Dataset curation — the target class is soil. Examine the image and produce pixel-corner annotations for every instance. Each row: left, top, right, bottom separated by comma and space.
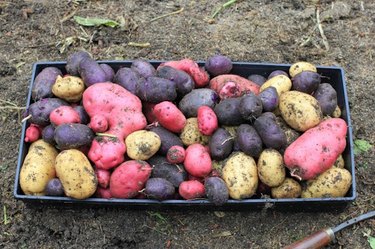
1, 0, 374, 248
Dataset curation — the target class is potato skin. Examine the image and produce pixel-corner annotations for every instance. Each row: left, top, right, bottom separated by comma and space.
78, 57, 108, 87
239, 93, 263, 121
32, 67, 63, 101
156, 66, 194, 96
236, 124, 262, 158
131, 59, 156, 78
209, 128, 234, 160
125, 130, 161, 160
260, 74, 292, 97
113, 67, 141, 95
54, 123, 95, 150
149, 126, 183, 155
145, 178, 175, 200
148, 155, 187, 187
180, 118, 209, 146
254, 112, 287, 150
291, 71, 321, 94
279, 91, 323, 132
313, 83, 338, 116
179, 89, 219, 118
271, 178, 302, 199
222, 152, 258, 200
52, 75, 85, 102
55, 149, 98, 199
205, 55, 233, 77
301, 168, 352, 198
257, 149, 285, 187
66, 50, 91, 76
204, 177, 229, 206
214, 98, 245, 126
20, 140, 58, 195
136, 76, 177, 103
289, 61, 317, 78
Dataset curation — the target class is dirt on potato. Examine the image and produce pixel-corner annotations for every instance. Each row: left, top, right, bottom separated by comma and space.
1, 0, 374, 248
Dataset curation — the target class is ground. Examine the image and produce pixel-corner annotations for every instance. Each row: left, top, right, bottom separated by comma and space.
0, 0, 374, 248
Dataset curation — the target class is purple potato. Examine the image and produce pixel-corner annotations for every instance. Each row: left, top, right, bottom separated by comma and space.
292, 71, 321, 94
258, 86, 279, 112
313, 83, 338, 116
248, 74, 267, 86
214, 97, 244, 126
131, 59, 156, 78
45, 178, 64, 196
99, 63, 115, 82
205, 55, 233, 76
42, 125, 56, 145
148, 156, 187, 187
268, 70, 288, 79
78, 57, 107, 87
149, 126, 183, 155
136, 76, 177, 103
113, 67, 141, 94
179, 89, 219, 118
236, 124, 263, 158
65, 51, 92, 76
157, 66, 194, 96
54, 123, 94, 150
239, 93, 263, 122
73, 105, 90, 125
28, 98, 69, 126
204, 177, 229, 206
32, 67, 63, 101
254, 112, 287, 150
209, 128, 233, 160
145, 178, 175, 200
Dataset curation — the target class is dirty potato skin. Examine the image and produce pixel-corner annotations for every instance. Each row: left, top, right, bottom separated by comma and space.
257, 149, 285, 187
279, 91, 323, 132
125, 130, 161, 160
301, 168, 352, 198
271, 178, 302, 199
180, 118, 210, 146
55, 149, 98, 199
222, 152, 258, 200
20, 139, 58, 195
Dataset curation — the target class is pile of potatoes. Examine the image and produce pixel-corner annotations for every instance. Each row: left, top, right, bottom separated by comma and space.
19, 51, 353, 205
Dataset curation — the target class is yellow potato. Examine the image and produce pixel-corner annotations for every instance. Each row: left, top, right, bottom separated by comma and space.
289, 61, 317, 78
333, 154, 345, 168
55, 149, 97, 199
301, 168, 352, 198
257, 149, 285, 187
260, 75, 292, 96
125, 130, 161, 160
222, 152, 258, 200
332, 105, 341, 118
279, 91, 323, 132
271, 178, 302, 199
180, 118, 209, 146
52, 75, 85, 102
20, 139, 58, 195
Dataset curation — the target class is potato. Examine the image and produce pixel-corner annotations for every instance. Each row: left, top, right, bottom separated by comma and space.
260, 75, 292, 97
279, 91, 323, 132
205, 55, 233, 76
301, 168, 352, 198
332, 105, 341, 118
180, 118, 209, 146
258, 86, 279, 112
42, 124, 56, 145
54, 123, 95, 150
248, 74, 267, 86
125, 130, 161, 160
20, 140, 58, 195
136, 76, 177, 103
55, 149, 97, 199
271, 178, 302, 199
239, 93, 263, 121
275, 116, 300, 147
236, 124, 263, 158
66, 50, 91, 76
45, 178, 64, 196
254, 112, 287, 150
149, 126, 183, 155
291, 71, 321, 94
214, 97, 245, 126
313, 83, 338, 116
257, 149, 285, 187
148, 155, 187, 187
268, 70, 288, 79
333, 154, 345, 168
32, 67, 63, 101
157, 66, 194, 96
179, 89, 219, 118
131, 59, 156, 78
99, 63, 115, 82
204, 177, 229, 206
78, 57, 108, 87
209, 128, 234, 160
289, 61, 317, 78
114, 67, 141, 95
179, 180, 206, 200
222, 152, 258, 200
184, 144, 212, 178
145, 178, 175, 200
29, 98, 69, 126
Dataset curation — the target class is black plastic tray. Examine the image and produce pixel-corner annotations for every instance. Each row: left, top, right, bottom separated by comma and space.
14, 61, 356, 211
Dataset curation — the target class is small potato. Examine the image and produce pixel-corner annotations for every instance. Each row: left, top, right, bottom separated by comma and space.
20, 140, 58, 195
268, 70, 288, 79
260, 75, 292, 97
29, 98, 69, 126
291, 71, 321, 94
289, 61, 317, 78
52, 75, 85, 102
253, 112, 287, 150
258, 86, 279, 112
54, 123, 95, 150
45, 178, 64, 196
114, 67, 141, 95
131, 59, 156, 78
55, 149, 98, 199
332, 105, 341, 118
145, 178, 175, 200
149, 155, 187, 187
32, 67, 63, 101
136, 76, 177, 103
209, 128, 234, 160
204, 177, 229, 206
333, 154, 345, 168
125, 130, 161, 160
313, 83, 338, 116
236, 124, 263, 158
205, 55, 233, 77
180, 118, 210, 146
179, 89, 219, 118
257, 149, 285, 187
301, 168, 352, 198
149, 126, 183, 155
248, 74, 267, 86
214, 97, 245, 126
66, 50, 91, 76
271, 178, 302, 199
279, 91, 323, 132
222, 152, 258, 200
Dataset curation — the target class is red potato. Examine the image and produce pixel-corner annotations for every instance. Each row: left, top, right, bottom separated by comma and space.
167, 145, 186, 164
209, 74, 260, 99
197, 106, 218, 136
49, 106, 81, 126
284, 118, 347, 181
109, 160, 152, 199
184, 144, 212, 177
96, 187, 112, 199
159, 59, 210, 87
95, 169, 110, 189
154, 101, 186, 133
25, 124, 42, 143
83, 83, 147, 170
179, 180, 206, 200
